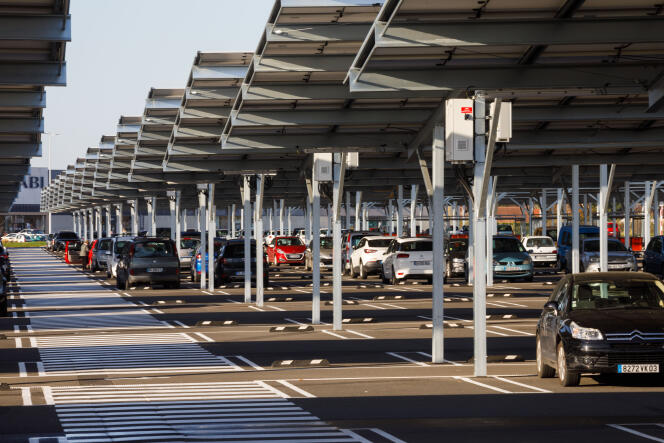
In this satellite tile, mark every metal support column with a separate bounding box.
[387,200,394,234]
[287,206,292,235]
[255,175,265,306]
[572,166,580,273]
[645,181,656,248]
[345,191,351,230]
[168,192,177,241]
[541,190,547,237]
[410,184,419,237]
[82,210,87,241]
[279,198,284,236]
[599,165,609,272]
[115,204,122,235]
[355,191,362,230]
[624,182,630,248]
[431,126,445,364]
[556,189,563,239]
[197,185,207,290]
[312,172,321,324]
[397,185,404,237]
[242,177,251,303]
[231,204,236,238]
[145,198,154,237]
[208,184,215,291]
[486,178,494,288]
[332,153,347,331]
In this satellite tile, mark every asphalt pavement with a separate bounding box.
[1,248,663,442]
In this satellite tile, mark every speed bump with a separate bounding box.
[196,320,237,327]
[271,358,329,368]
[269,325,314,333]
[342,317,374,324]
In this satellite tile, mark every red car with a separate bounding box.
[607,222,620,238]
[266,236,306,266]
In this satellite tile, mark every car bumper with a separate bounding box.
[562,339,664,374]
[450,260,465,275]
[128,269,180,284]
[395,267,433,279]
[276,255,304,265]
[493,265,533,278]
[585,263,637,272]
[363,260,382,273]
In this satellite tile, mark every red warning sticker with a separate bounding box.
[461,107,473,114]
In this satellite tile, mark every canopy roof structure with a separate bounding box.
[42,0,664,212]
[1,0,70,211]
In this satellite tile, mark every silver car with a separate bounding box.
[568,237,637,273]
[179,237,200,270]
[106,236,134,278]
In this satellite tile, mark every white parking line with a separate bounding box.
[285,318,305,325]
[607,424,664,442]
[381,303,406,310]
[234,355,265,371]
[363,303,387,310]
[173,320,189,328]
[386,352,429,367]
[266,305,286,312]
[275,379,316,398]
[21,387,32,406]
[248,305,265,312]
[216,290,230,295]
[322,330,349,339]
[193,332,214,342]
[345,329,374,339]
[490,325,535,336]
[225,298,241,304]
[454,376,512,394]
[416,351,463,367]
[492,376,552,393]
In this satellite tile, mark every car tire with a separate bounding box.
[557,342,580,387]
[350,265,358,278]
[445,262,452,279]
[0,298,7,317]
[524,274,534,282]
[390,267,399,286]
[117,273,127,290]
[359,262,367,279]
[536,336,555,378]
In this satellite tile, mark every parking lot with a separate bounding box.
[1,248,663,442]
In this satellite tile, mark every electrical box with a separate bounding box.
[314,153,333,182]
[345,152,359,169]
[490,101,512,142]
[445,99,475,163]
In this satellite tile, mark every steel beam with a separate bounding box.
[242,177,251,303]
[266,23,369,43]
[572,166,580,274]
[0,15,71,41]
[0,62,67,86]
[231,109,432,127]
[255,55,354,73]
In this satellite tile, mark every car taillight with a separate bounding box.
[129,269,135,275]
[397,253,409,258]
[364,249,377,253]
[129,244,135,257]
[222,258,228,264]
[175,268,179,274]
[196,254,201,260]
[552,250,557,254]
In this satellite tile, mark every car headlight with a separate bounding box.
[570,321,603,340]
[276,248,284,254]
[493,260,499,266]
[589,256,599,263]
[523,258,532,265]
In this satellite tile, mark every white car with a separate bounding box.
[349,236,393,278]
[106,236,134,278]
[521,236,558,271]
[2,233,20,242]
[381,237,433,284]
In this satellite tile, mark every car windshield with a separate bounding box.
[134,241,174,258]
[224,243,256,258]
[448,240,468,252]
[497,224,513,232]
[350,236,366,248]
[180,238,200,249]
[114,241,129,253]
[526,237,554,248]
[276,237,302,247]
[367,239,391,248]
[494,238,526,253]
[571,280,664,310]
[583,240,626,252]
[319,237,333,249]
[401,241,432,252]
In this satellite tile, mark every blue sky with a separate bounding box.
[38,0,274,171]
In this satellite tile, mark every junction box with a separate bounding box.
[314,153,333,182]
[445,99,475,163]
[490,101,512,142]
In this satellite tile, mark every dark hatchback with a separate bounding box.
[537,272,664,386]
[215,239,268,286]
[116,238,180,289]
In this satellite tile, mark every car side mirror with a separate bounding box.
[543,301,558,316]
[528,249,534,253]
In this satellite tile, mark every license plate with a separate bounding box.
[618,364,659,373]
[413,261,430,266]
[505,266,519,271]
[608,264,624,269]
[147,268,163,273]
[236,271,244,276]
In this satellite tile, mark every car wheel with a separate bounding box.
[171,280,180,290]
[536,336,555,378]
[557,342,580,387]
[445,261,452,279]
[390,267,399,286]
[359,262,367,279]
[350,264,358,278]
[524,274,534,282]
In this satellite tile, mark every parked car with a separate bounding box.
[644,236,664,277]
[349,236,392,278]
[536,272,664,386]
[190,238,226,282]
[522,236,558,271]
[468,236,533,282]
[65,240,83,265]
[215,239,269,285]
[497,224,514,236]
[0,245,10,280]
[566,237,637,273]
[557,225,599,271]
[90,238,113,272]
[46,233,55,251]
[342,231,371,274]
[106,236,134,278]
[607,222,620,238]
[53,231,80,251]
[305,236,333,270]
[179,237,200,270]
[445,238,468,279]
[116,238,180,289]
[381,237,433,285]
[265,236,306,266]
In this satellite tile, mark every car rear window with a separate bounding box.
[526,237,554,248]
[114,241,129,253]
[367,239,391,247]
[319,237,333,249]
[447,240,467,252]
[224,244,256,258]
[276,237,302,247]
[401,241,432,252]
[134,241,174,258]
[57,232,78,240]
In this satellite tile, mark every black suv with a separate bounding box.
[215,239,268,286]
[536,272,664,386]
[53,231,80,251]
[116,238,180,289]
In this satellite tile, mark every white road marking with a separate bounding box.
[235,355,265,371]
[607,424,664,442]
[173,320,189,328]
[21,387,32,406]
[276,380,316,398]
[249,305,265,312]
[345,329,374,339]
[194,332,215,342]
[454,376,512,394]
[492,376,552,393]
[386,352,429,367]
